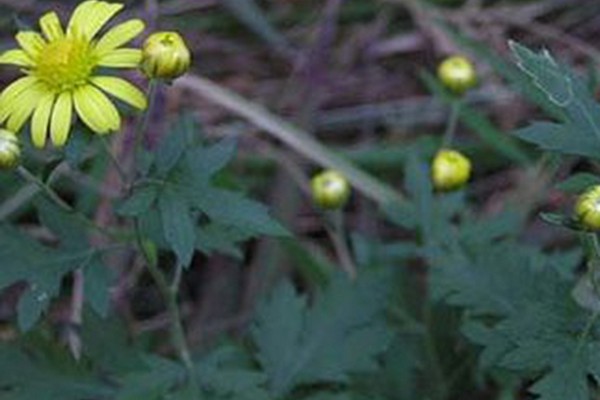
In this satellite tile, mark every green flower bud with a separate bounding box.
[437,55,477,95]
[0,129,20,169]
[431,148,471,191]
[141,32,191,80]
[575,185,600,231]
[311,170,351,210]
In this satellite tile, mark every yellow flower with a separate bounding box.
[0,0,148,148]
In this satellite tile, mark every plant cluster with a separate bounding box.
[0,1,599,400]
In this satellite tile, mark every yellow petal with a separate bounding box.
[50,92,73,146]
[73,85,120,134]
[97,48,142,68]
[91,76,147,110]
[31,93,56,148]
[94,19,145,56]
[0,49,32,66]
[67,0,123,39]
[0,77,38,122]
[39,11,64,41]
[6,84,44,132]
[15,31,45,57]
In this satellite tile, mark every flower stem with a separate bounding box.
[133,222,196,376]
[16,165,118,238]
[131,79,158,182]
[129,79,198,391]
[325,210,357,280]
[99,136,128,184]
[441,99,462,148]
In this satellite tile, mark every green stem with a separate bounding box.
[131,79,158,183]
[99,136,128,184]
[575,233,600,356]
[423,302,448,400]
[134,221,197,383]
[129,80,198,391]
[16,166,118,238]
[326,210,357,280]
[442,99,462,148]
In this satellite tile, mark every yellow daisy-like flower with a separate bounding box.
[0,0,148,148]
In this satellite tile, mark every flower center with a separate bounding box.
[34,37,96,92]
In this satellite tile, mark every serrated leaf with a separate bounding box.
[196,223,253,258]
[555,172,600,193]
[511,43,600,158]
[156,120,191,176]
[186,136,238,181]
[0,224,103,331]
[117,185,158,216]
[252,271,392,396]
[0,343,112,399]
[516,121,600,158]
[159,187,196,267]
[116,356,185,400]
[510,41,573,106]
[195,188,289,237]
[84,256,114,317]
[81,310,146,375]
[530,359,589,400]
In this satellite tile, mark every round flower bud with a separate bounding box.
[0,129,20,169]
[575,185,600,231]
[437,55,477,95]
[431,149,471,191]
[141,32,191,80]
[311,170,351,210]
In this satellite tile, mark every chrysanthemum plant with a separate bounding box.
[2,2,600,400]
[0,1,299,397]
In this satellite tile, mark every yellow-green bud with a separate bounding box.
[311,170,351,210]
[437,55,477,95]
[141,32,191,80]
[575,185,600,231]
[431,149,471,191]
[141,239,159,267]
[0,129,20,169]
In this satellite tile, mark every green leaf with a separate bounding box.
[117,185,158,217]
[0,225,101,330]
[116,356,185,400]
[509,40,573,106]
[529,359,589,400]
[510,42,600,158]
[195,223,252,258]
[81,310,146,375]
[515,121,600,158]
[555,172,600,193]
[156,118,192,176]
[186,136,238,181]
[252,271,392,396]
[0,342,112,400]
[84,256,114,317]
[195,188,289,237]
[445,29,564,119]
[159,186,197,267]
